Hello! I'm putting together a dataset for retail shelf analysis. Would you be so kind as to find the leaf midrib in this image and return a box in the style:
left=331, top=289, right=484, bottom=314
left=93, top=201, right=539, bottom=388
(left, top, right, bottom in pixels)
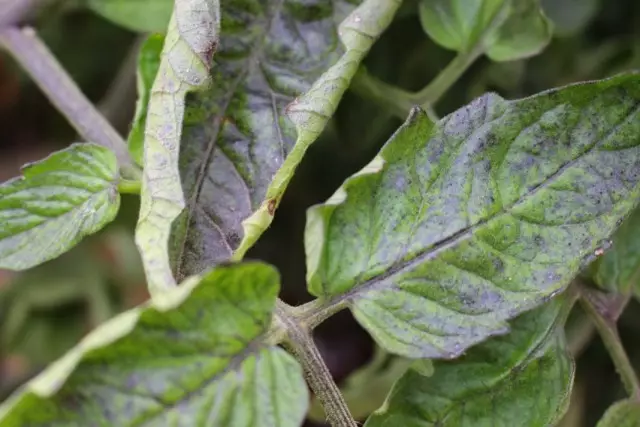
left=331, top=100, right=640, bottom=306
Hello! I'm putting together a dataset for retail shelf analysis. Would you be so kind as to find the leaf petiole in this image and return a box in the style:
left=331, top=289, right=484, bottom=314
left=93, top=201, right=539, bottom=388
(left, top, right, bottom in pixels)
left=117, top=178, right=142, bottom=195
left=411, top=47, right=484, bottom=110
left=580, top=287, right=640, bottom=400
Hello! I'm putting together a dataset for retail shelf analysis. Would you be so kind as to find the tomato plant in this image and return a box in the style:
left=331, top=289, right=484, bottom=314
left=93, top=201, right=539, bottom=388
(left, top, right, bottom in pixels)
left=0, top=0, right=639, bottom=426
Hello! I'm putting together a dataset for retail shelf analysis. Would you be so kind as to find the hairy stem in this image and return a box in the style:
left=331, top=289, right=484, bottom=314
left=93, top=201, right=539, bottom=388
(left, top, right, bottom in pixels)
left=581, top=290, right=639, bottom=400
left=276, top=301, right=357, bottom=427
left=0, top=26, right=139, bottom=178
left=292, top=297, right=351, bottom=331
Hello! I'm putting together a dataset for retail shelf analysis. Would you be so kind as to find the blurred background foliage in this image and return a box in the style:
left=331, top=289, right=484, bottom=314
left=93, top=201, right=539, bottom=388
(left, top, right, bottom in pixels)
left=0, top=0, right=639, bottom=426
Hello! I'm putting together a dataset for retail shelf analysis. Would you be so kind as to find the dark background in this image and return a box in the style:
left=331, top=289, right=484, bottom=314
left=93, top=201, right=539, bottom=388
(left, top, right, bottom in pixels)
left=0, top=1, right=639, bottom=425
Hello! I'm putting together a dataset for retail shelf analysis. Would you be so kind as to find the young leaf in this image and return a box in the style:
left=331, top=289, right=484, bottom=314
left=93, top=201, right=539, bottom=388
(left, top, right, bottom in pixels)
left=135, top=1, right=220, bottom=297
left=306, top=73, right=640, bottom=359
left=172, top=0, right=403, bottom=279
left=85, top=0, right=173, bottom=33
left=590, top=206, right=640, bottom=294
left=128, top=34, right=164, bottom=166
left=0, top=144, right=120, bottom=270
left=0, top=262, right=308, bottom=427
left=365, top=298, right=574, bottom=426
left=419, top=0, right=552, bottom=61
left=596, top=400, right=640, bottom=427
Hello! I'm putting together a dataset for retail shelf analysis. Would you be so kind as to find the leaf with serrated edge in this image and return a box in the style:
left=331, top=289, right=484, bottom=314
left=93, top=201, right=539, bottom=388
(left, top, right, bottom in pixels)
left=419, top=0, right=552, bottom=61
left=134, top=1, right=220, bottom=298
left=0, top=262, right=308, bottom=427
left=590, top=206, right=640, bottom=294
left=305, top=73, right=640, bottom=359
left=596, top=399, right=640, bottom=427
left=170, top=0, right=403, bottom=281
left=128, top=34, right=165, bottom=167
left=365, top=298, right=574, bottom=426
left=86, top=0, right=173, bottom=33
left=0, top=144, right=120, bottom=270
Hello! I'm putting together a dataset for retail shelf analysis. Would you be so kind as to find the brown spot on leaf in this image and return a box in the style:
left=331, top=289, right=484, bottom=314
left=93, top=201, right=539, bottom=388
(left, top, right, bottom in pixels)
left=267, top=199, right=277, bottom=215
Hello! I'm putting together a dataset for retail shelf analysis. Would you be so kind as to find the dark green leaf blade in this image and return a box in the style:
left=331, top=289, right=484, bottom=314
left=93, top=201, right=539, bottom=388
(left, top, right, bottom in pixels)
left=364, top=298, right=574, bottom=426
left=419, top=0, right=552, bottom=61
left=596, top=400, right=640, bottom=427
left=172, top=0, right=402, bottom=279
left=86, top=0, right=173, bottom=33
left=0, top=144, right=120, bottom=270
left=128, top=34, right=164, bottom=167
left=0, top=263, right=308, bottom=427
left=306, top=73, right=640, bottom=358
left=590, top=206, right=640, bottom=294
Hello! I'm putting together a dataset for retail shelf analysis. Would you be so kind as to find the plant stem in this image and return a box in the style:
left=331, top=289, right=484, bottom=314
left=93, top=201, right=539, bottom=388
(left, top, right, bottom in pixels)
left=117, top=179, right=142, bottom=195
left=276, top=301, right=357, bottom=427
left=411, top=48, right=483, bottom=110
left=292, top=297, right=350, bottom=331
left=581, top=291, right=639, bottom=400
left=0, top=26, right=139, bottom=178
left=350, top=68, right=414, bottom=120
left=0, top=0, right=46, bottom=27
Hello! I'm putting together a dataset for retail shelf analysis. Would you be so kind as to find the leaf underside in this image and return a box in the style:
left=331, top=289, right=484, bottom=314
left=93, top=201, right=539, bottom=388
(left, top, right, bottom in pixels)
left=170, top=0, right=402, bottom=279
left=135, top=0, right=220, bottom=297
left=128, top=34, right=165, bottom=167
left=306, top=73, right=640, bottom=359
left=365, top=298, right=573, bottom=427
left=0, top=143, right=120, bottom=270
left=0, top=263, right=308, bottom=427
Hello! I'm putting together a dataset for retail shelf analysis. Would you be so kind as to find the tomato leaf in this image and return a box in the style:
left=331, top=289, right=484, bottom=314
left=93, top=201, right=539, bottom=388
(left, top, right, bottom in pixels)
left=128, top=34, right=164, bottom=167
left=0, top=144, right=120, bottom=270
left=171, top=0, right=402, bottom=280
left=0, top=263, right=308, bottom=427
left=596, top=400, right=640, bottom=427
left=589, top=206, right=640, bottom=295
left=419, top=0, right=552, bottom=61
left=306, top=73, right=640, bottom=358
left=85, top=0, right=173, bottom=33
left=365, top=298, right=574, bottom=426
left=134, top=0, right=220, bottom=297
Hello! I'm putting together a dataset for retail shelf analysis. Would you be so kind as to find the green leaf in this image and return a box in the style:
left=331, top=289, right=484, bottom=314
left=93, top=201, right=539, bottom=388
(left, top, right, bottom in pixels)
left=305, top=73, right=640, bottom=358
left=171, top=0, right=403, bottom=280
left=0, top=144, right=120, bottom=270
left=596, top=400, right=640, bottom=427
left=0, top=262, right=308, bottom=427
left=364, top=298, right=574, bottom=426
left=85, top=0, right=173, bottom=33
left=419, top=0, right=552, bottom=61
left=135, top=1, right=220, bottom=297
left=590, top=206, right=640, bottom=294
left=309, top=346, right=433, bottom=422
left=541, top=0, right=600, bottom=37
left=128, top=34, right=164, bottom=166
